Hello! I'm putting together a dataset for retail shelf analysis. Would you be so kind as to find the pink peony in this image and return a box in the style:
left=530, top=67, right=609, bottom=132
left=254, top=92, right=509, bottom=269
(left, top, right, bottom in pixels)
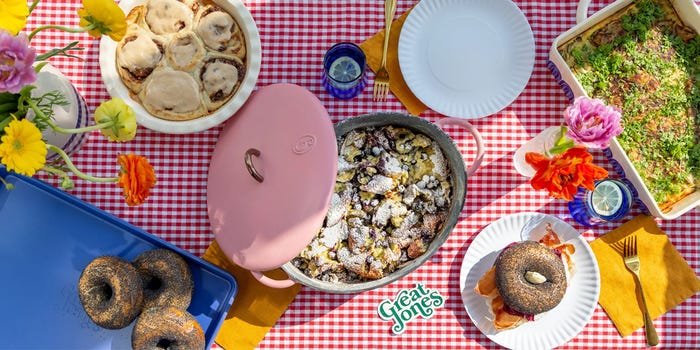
left=0, top=30, right=37, bottom=94
left=563, top=96, right=623, bottom=149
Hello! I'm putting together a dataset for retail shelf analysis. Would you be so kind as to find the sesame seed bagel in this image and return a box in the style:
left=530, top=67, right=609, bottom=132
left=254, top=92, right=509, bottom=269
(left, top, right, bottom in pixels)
left=494, top=241, right=567, bottom=315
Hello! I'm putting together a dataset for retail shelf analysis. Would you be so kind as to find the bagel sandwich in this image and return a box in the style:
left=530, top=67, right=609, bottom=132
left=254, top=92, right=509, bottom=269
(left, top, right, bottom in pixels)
left=474, top=223, right=575, bottom=330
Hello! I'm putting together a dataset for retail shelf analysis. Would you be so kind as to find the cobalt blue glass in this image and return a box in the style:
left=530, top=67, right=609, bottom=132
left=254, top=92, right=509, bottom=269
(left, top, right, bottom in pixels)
left=322, top=42, right=367, bottom=100
left=568, top=178, right=633, bottom=227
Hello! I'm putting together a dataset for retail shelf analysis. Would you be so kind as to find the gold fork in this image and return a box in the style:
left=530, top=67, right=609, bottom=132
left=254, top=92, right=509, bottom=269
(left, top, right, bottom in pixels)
left=373, top=0, right=397, bottom=101
left=622, top=235, right=659, bottom=346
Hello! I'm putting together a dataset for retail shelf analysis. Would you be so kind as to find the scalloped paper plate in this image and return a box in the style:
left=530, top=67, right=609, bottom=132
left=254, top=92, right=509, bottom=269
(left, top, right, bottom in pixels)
left=459, top=212, right=600, bottom=349
left=398, top=0, right=535, bottom=119
left=99, top=0, right=261, bottom=134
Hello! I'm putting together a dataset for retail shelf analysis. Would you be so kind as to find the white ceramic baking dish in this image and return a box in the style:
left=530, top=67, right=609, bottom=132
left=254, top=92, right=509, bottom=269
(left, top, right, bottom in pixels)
left=548, top=0, right=700, bottom=220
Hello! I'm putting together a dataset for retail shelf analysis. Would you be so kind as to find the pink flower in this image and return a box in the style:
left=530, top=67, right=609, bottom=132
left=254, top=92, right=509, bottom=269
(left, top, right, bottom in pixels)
left=563, top=96, right=623, bottom=149
left=0, top=30, right=37, bottom=94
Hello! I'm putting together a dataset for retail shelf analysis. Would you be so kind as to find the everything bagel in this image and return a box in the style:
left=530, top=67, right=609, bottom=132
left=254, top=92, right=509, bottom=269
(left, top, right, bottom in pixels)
left=494, top=240, right=567, bottom=315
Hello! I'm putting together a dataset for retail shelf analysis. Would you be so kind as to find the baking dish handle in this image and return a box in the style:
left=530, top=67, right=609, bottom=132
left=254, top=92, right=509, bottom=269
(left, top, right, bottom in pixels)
left=576, top=0, right=593, bottom=24
left=250, top=270, right=297, bottom=289
left=435, top=117, right=484, bottom=176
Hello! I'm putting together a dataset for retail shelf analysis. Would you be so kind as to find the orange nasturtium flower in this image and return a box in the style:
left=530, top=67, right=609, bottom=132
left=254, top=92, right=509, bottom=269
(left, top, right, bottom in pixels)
left=525, top=146, right=608, bottom=201
left=116, top=153, right=156, bottom=206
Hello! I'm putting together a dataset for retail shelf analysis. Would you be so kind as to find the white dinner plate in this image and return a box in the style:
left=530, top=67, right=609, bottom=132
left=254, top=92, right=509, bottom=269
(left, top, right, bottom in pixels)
left=459, top=212, right=600, bottom=349
left=398, top=0, right=535, bottom=119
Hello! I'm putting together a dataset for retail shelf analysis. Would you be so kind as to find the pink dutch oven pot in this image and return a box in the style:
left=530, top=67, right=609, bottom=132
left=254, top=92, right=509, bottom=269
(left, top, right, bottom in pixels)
left=207, top=83, right=484, bottom=293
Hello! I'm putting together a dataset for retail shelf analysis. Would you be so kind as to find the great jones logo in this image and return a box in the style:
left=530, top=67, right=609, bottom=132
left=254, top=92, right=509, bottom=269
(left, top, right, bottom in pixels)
left=377, top=283, right=445, bottom=334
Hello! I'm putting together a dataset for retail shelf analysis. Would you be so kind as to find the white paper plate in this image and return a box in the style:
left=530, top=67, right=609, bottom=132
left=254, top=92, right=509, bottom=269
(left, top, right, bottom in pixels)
left=459, top=212, right=600, bottom=349
left=99, top=0, right=261, bottom=134
left=399, top=0, right=535, bottom=119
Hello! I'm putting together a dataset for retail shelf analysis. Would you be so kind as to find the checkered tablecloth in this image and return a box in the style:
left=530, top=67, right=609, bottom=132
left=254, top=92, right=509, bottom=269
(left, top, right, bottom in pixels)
left=26, top=0, right=699, bottom=349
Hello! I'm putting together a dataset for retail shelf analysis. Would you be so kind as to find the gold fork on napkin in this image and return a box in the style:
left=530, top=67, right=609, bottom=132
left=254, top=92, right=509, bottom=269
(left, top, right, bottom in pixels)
left=621, top=235, right=659, bottom=346
left=372, top=0, right=397, bottom=101
left=590, top=215, right=700, bottom=339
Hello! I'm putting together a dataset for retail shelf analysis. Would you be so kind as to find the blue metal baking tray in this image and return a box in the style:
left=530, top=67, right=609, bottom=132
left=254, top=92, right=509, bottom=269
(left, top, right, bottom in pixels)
left=0, top=168, right=237, bottom=349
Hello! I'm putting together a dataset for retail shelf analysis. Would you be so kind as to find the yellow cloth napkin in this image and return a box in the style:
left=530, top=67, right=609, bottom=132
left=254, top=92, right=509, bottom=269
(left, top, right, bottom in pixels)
left=590, top=215, right=700, bottom=337
left=202, top=240, right=302, bottom=350
left=359, top=7, right=428, bottom=115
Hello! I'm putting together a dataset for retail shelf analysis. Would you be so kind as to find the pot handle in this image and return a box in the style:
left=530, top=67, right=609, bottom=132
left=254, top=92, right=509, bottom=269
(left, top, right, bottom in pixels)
left=250, top=270, right=297, bottom=288
left=435, top=117, right=484, bottom=176
left=576, top=0, right=592, bottom=24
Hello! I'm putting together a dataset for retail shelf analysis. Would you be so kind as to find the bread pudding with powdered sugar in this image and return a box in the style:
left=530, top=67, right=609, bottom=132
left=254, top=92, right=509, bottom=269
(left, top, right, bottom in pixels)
left=292, top=125, right=452, bottom=283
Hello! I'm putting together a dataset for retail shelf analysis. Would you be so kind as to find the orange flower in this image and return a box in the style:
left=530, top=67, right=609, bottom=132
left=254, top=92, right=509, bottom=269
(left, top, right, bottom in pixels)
left=525, top=146, right=607, bottom=201
left=116, top=153, right=156, bottom=206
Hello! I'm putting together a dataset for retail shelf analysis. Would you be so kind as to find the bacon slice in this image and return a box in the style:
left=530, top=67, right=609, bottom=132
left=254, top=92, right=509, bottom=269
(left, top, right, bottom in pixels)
left=492, top=295, right=527, bottom=330
left=474, top=266, right=497, bottom=297
left=474, top=266, right=527, bottom=330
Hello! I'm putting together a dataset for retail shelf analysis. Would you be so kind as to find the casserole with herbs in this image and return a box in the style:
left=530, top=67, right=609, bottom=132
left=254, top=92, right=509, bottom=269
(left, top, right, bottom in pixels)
left=556, top=0, right=699, bottom=214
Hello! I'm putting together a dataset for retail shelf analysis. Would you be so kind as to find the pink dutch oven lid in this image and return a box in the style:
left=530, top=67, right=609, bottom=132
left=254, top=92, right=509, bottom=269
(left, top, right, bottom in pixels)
left=207, top=83, right=337, bottom=288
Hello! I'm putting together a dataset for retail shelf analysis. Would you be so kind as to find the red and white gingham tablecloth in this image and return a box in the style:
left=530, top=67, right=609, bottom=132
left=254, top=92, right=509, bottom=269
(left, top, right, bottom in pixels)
left=25, top=0, right=699, bottom=349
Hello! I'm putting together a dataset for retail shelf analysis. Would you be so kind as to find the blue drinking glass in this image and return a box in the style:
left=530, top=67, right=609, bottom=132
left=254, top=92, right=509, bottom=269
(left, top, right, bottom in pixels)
left=322, top=42, right=367, bottom=100
left=568, top=178, right=633, bottom=227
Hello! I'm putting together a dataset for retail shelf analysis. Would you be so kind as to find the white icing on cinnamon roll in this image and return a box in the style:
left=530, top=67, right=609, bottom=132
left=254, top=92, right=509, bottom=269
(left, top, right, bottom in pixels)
left=145, top=0, right=193, bottom=34
left=166, top=31, right=204, bottom=71
left=118, top=33, right=162, bottom=76
left=202, top=60, right=237, bottom=98
left=142, top=70, right=201, bottom=114
left=196, top=10, right=235, bottom=51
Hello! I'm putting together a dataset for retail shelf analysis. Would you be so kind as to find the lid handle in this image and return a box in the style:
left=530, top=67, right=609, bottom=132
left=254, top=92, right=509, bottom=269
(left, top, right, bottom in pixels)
left=250, top=270, right=297, bottom=288
left=435, top=117, right=484, bottom=176
left=245, top=148, right=264, bottom=183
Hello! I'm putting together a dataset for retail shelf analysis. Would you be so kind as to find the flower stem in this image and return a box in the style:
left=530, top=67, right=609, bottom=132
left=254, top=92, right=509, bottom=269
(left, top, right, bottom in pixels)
left=28, top=24, right=94, bottom=42
left=547, top=126, right=576, bottom=156
left=52, top=121, right=115, bottom=134
left=28, top=0, right=41, bottom=15
left=24, top=97, right=50, bottom=122
left=0, top=175, right=14, bottom=190
left=0, top=115, right=12, bottom=131
left=48, top=144, right=119, bottom=183
left=25, top=98, right=115, bottom=134
left=40, top=165, right=74, bottom=190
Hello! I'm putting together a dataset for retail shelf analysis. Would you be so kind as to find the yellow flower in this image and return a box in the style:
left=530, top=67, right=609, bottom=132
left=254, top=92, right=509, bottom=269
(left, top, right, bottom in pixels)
left=0, top=0, right=29, bottom=35
left=77, top=0, right=126, bottom=41
left=94, top=97, right=137, bottom=142
left=0, top=117, right=47, bottom=177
